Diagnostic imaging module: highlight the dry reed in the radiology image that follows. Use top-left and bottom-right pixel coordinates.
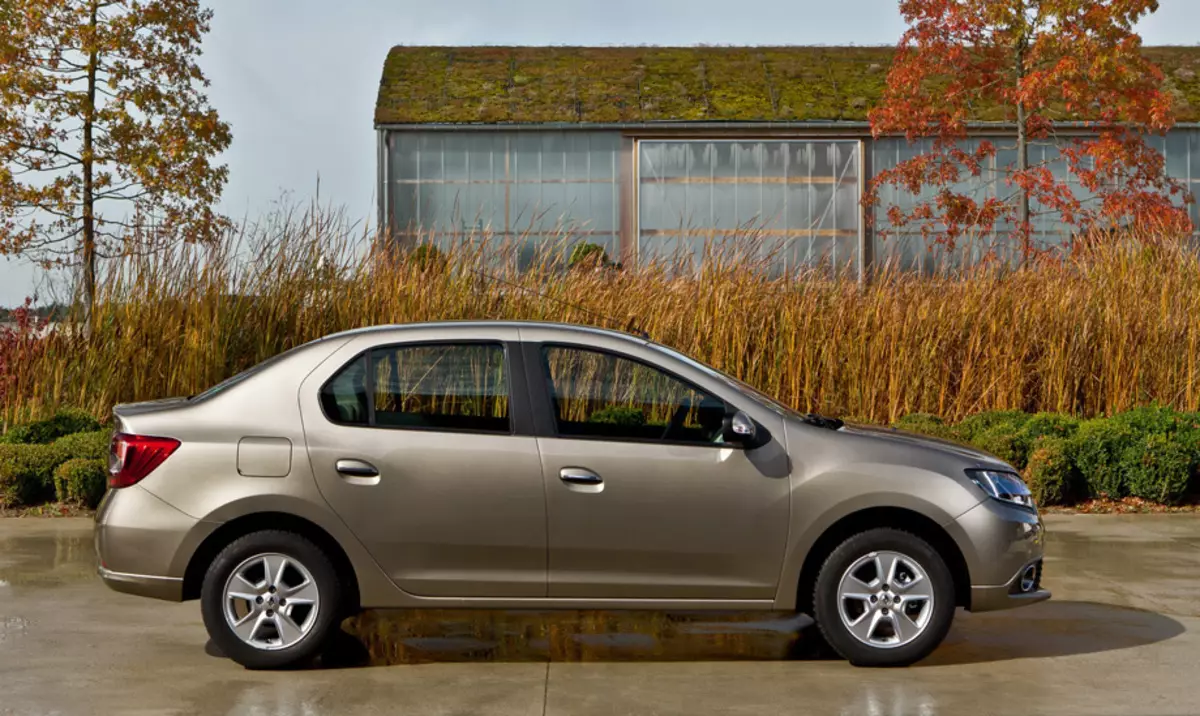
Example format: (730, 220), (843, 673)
(4, 202), (1199, 427)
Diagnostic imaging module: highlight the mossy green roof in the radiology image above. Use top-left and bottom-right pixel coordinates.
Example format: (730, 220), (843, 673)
(375, 45), (1200, 126)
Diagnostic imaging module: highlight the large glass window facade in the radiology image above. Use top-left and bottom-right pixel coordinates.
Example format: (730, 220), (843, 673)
(871, 129), (1200, 273)
(383, 127), (1200, 278)
(637, 140), (861, 274)
(388, 131), (621, 267)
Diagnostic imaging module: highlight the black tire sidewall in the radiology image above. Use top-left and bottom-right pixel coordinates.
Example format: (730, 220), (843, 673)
(814, 528), (956, 667)
(200, 530), (342, 670)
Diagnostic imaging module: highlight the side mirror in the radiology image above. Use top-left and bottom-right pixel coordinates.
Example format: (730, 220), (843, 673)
(722, 410), (764, 449)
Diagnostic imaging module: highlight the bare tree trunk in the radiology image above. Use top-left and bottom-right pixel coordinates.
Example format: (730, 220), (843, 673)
(81, 0), (99, 322)
(1015, 34), (1031, 265)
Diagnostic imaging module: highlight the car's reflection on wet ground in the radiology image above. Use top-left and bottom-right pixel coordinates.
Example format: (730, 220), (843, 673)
(0, 513), (1196, 715)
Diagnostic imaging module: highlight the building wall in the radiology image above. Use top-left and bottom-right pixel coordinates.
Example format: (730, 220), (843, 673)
(382, 127), (1200, 278)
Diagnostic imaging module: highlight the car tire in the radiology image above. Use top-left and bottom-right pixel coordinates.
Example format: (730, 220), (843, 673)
(200, 530), (342, 670)
(813, 528), (955, 667)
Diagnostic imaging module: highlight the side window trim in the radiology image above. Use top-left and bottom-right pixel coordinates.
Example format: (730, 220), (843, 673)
(319, 339), (525, 437)
(528, 341), (740, 448)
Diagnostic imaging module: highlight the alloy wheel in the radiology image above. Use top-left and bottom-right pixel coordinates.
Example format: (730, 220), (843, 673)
(222, 552), (321, 651)
(836, 549), (934, 649)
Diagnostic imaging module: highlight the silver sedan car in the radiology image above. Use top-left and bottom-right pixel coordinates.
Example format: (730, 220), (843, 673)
(94, 322), (1048, 669)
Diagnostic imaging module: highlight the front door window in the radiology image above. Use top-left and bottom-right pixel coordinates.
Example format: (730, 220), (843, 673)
(542, 345), (728, 445)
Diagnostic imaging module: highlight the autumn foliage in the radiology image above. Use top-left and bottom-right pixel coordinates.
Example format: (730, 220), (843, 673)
(0, 0), (231, 310)
(867, 0), (1193, 252)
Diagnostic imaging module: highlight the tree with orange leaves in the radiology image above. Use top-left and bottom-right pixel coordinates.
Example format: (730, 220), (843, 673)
(866, 0), (1193, 257)
(0, 0), (231, 315)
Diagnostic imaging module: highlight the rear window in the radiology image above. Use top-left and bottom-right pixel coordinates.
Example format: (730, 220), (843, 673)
(190, 340), (324, 403)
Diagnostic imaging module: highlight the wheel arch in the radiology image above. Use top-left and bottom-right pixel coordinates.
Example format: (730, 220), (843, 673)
(181, 511), (361, 613)
(790, 506), (972, 614)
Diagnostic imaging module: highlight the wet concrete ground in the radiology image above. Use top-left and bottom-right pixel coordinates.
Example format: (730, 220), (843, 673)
(0, 514), (1197, 715)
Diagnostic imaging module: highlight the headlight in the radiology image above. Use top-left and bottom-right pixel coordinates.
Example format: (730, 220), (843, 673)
(967, 469), (1035, 509)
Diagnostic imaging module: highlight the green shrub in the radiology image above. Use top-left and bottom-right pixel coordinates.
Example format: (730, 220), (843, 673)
(968, 426), (1025, 468)
(407, 244), (447, 272)
(1120, 433), (1195, 505)
(1024, 436), (1081, 506)
(53, 458), (109, 508)
(955, 410), (1030, 441)
(1109, 404), (1194, 436)
(1010, 413), (1082, 470)
(893, 413), (960, 441)
(1071, 418), (1139, 498)
(588, 406), (646, 426)
(569, 242), (611, 269)
(51, 430), (112, 463)
(0, 443), (60, 506)
(1, 408), (101, 445)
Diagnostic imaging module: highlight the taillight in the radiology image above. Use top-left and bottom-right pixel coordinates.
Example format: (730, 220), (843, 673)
(109, 433), (181, 488)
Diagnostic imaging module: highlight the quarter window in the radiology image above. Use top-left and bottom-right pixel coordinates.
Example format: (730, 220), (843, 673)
(320, 355), (369, 426)
(542, 346), (727, 445)
(322, 343), (511, 433)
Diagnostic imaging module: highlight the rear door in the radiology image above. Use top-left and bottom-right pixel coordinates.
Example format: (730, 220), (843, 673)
(525, 337), (791, 601)
(300, 329), (547, 598)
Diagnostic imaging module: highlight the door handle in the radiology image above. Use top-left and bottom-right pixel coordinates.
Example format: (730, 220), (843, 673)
(559, 467), (602, 485)
(336, 459), (380, 478)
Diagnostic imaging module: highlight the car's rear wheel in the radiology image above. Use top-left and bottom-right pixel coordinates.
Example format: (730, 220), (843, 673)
(813, 528), (955, 667)
(200, 530), (342, 669)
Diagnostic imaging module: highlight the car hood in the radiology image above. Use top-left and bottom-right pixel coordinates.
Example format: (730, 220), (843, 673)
(839, 423), (1008, 466)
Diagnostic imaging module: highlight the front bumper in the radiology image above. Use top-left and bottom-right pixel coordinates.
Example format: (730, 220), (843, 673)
(969, 558), (1051, 612)
(94, 485), (211, 602)
(950, 497), (1051, 612)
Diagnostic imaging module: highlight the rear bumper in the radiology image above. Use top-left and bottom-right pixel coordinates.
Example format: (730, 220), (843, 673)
(97, 566), (183, 602)
(94, 485), (213, 602)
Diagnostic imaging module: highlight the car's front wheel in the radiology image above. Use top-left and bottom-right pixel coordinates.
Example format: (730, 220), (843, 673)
(813, 528), (956, 667)
(200, 530), (342, 669)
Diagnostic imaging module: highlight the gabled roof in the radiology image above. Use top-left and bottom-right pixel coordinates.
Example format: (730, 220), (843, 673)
(374, 45), (1200, 126)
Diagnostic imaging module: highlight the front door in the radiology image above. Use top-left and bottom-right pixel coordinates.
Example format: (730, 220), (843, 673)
(301, 337), (546, 598)
(533, 344), (790, 600)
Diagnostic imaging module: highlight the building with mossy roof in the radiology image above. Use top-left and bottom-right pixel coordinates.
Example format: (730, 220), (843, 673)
(375, 46), (1200, 276)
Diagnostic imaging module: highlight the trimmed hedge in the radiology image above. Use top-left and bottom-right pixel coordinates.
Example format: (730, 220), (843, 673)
(1024, 437), (1082, 506)
(895, 406), (1200, 506)
(51, 430), (112, 463)
(0, 420), (112, 508)
(0, 443), (61, 506)
(1, 408), (101, 445)
(54, 458), (108, 508)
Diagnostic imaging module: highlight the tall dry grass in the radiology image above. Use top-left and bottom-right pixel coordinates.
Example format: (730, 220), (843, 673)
(4, 202), (1199, 428)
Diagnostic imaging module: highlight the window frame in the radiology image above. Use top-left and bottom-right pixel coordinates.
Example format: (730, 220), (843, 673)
(318, 339), (530, 437)
(633, 137), (865, 276)
(525, 341), (742, 449)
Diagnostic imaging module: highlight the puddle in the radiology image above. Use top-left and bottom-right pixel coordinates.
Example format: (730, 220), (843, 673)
(344, 609), (812, 665)
(0, 532), (95, 589)
(0, 616), (29, 644)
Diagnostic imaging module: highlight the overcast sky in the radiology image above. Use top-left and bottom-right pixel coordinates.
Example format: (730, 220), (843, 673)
(2, 0), (1198, 306)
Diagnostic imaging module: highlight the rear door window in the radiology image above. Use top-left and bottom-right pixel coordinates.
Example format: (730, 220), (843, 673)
(322, 343), (511, 434)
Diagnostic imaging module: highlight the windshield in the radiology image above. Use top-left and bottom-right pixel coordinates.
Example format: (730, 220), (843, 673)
(647, 343), (804, 419)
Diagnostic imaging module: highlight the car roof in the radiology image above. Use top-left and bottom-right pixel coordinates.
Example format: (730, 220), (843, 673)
(323, 320), (650, 344)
